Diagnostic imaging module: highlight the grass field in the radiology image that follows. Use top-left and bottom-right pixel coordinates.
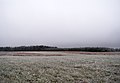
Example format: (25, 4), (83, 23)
(0, 52), (120, 83)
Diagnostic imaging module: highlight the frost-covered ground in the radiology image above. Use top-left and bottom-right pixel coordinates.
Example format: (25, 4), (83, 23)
(0, 52), (120, 83)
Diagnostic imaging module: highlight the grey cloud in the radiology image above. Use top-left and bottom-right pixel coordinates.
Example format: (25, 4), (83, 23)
(0, 0), (120, 47)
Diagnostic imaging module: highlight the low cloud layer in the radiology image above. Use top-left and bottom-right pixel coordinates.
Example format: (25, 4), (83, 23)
(0, 0), (120, 47)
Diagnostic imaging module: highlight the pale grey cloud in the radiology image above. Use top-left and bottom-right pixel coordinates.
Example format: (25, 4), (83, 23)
(0, 0), (120, 47)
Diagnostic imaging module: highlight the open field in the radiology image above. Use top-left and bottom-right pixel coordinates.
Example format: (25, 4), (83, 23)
(0, 52), (120, 83)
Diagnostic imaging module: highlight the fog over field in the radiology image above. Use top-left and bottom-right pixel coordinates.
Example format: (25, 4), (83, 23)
(0, 0), (120, 47)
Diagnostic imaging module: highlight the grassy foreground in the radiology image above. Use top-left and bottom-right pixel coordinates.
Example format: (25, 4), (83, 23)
(0, 52), (120, 83)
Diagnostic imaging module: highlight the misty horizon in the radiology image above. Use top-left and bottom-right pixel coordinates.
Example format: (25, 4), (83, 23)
(0, 0), (120, 48)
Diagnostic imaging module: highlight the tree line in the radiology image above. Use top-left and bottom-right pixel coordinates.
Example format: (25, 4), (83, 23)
(0, 45), (57, 51)
(0, 45), (120, 52)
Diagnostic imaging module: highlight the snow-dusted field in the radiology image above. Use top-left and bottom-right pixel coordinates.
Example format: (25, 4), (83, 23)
(0, 52), (120, 83)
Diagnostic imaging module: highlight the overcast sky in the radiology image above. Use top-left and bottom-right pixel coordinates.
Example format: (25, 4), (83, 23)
(0, 0), (120, 47)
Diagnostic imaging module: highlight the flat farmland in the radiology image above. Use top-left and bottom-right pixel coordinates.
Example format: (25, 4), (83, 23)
(0, 52), (120, 83)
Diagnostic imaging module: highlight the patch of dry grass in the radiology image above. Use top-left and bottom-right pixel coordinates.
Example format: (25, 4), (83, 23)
(0, 52), (120, 83)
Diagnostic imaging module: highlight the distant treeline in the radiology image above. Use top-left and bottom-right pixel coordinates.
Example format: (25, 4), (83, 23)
(0, 45), (57, 51)
(0, 45), (120, 52)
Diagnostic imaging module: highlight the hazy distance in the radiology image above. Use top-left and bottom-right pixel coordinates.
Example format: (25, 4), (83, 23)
(0, 0), (120, 48)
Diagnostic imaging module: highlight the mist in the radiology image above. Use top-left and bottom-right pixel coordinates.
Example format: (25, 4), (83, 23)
(0, 0), (120, 47)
